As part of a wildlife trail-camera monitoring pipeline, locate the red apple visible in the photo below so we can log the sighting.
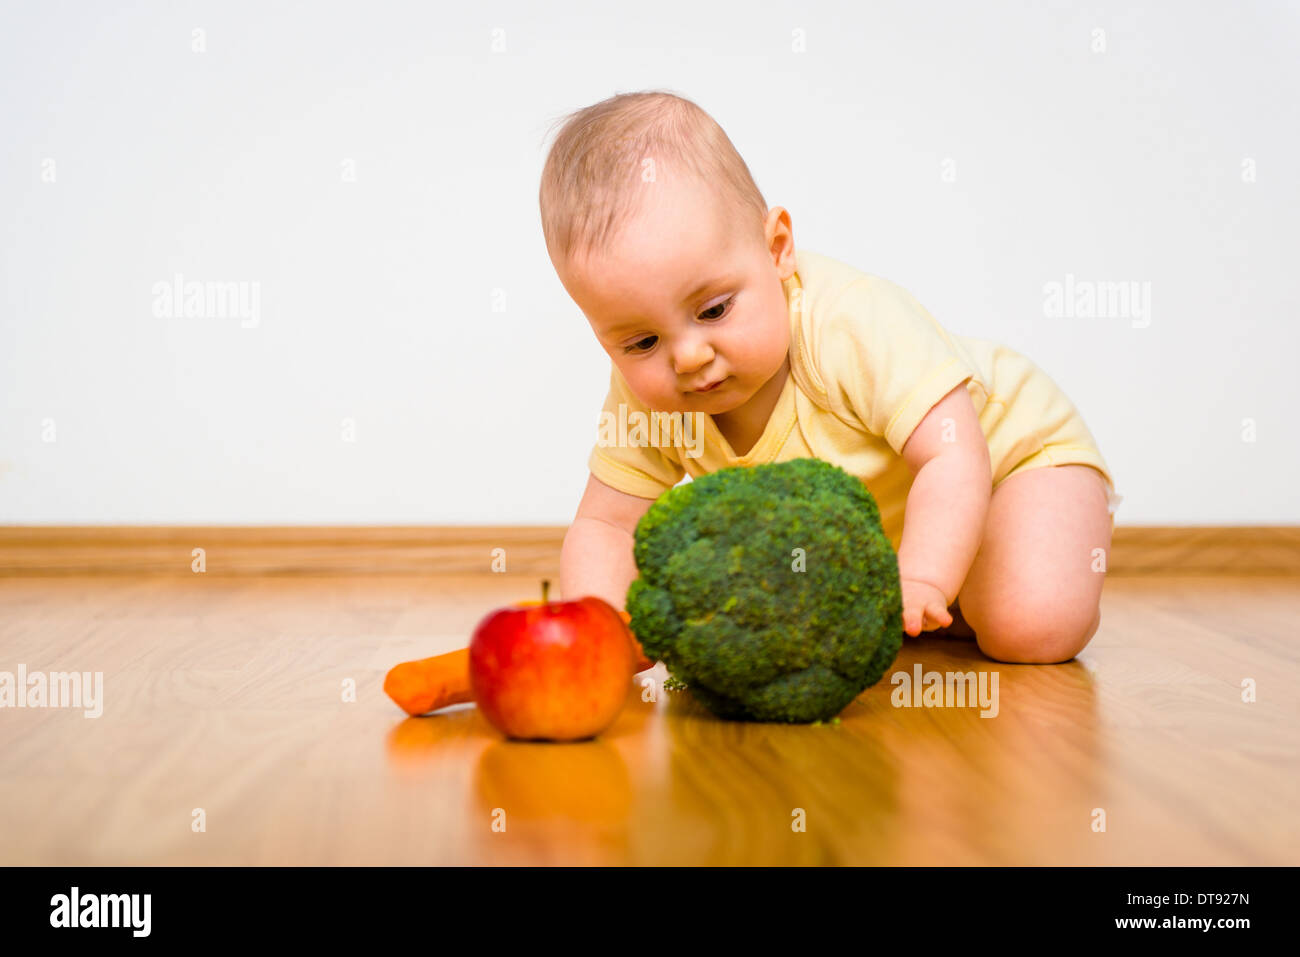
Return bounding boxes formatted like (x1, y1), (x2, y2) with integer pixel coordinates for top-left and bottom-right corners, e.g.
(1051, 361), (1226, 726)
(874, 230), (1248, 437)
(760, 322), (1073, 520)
(468, 580), (637, 741)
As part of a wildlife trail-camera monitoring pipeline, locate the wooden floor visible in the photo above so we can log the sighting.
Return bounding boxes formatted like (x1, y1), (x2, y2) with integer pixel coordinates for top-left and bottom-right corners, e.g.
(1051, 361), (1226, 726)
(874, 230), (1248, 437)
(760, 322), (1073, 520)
(0, 573), (1297, 865)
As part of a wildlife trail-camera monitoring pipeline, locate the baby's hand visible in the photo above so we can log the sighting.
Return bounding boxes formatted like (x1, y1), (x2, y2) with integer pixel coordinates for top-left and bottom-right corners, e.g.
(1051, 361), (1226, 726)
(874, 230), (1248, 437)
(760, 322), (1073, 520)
(900, 578), (953, 637)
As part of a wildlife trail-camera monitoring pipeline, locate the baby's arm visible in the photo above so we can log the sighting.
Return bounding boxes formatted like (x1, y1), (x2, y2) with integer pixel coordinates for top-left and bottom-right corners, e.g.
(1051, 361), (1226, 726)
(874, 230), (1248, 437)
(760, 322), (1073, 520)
(559, 473), (657, 609)
(897, 381), (991, 633)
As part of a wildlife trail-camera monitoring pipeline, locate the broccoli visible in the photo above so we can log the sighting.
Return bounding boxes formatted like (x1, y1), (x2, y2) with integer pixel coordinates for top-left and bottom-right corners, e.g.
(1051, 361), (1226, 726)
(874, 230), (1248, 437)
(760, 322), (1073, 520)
(626, 456), (903, 723)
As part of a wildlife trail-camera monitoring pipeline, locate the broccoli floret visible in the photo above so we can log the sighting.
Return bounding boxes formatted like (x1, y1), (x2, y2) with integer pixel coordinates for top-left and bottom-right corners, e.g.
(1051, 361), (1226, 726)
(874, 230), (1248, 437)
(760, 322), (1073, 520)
(626, 457), (902, 723)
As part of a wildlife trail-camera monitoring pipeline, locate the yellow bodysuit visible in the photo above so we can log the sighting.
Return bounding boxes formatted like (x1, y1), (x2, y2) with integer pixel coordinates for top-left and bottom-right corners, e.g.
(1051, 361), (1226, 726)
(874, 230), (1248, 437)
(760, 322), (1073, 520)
(587, 249), (1121, 550)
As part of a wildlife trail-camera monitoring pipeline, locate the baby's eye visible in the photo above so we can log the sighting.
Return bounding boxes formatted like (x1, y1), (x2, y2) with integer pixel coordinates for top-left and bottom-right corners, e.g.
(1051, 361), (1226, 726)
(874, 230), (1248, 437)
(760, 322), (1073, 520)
(699, 295), (736, 321)
(624, 335), (657, 354)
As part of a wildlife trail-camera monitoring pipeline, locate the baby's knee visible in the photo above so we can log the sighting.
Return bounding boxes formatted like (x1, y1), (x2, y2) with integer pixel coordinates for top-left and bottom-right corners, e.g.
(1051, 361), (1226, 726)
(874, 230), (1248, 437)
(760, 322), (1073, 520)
(972, 601), (1100, 664)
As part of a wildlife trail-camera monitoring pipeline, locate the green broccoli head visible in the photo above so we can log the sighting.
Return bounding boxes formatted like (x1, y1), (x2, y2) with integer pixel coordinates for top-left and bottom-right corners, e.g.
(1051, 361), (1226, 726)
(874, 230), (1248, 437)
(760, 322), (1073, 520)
(626, 456), (903, 723)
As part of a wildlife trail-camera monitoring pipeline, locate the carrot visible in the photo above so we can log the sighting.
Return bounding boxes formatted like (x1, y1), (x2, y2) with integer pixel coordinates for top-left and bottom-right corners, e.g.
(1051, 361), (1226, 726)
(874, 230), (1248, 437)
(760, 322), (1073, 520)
(383, 646), (475, 717)
(622, 610), (654, 671)
(384, 610), (655, 717)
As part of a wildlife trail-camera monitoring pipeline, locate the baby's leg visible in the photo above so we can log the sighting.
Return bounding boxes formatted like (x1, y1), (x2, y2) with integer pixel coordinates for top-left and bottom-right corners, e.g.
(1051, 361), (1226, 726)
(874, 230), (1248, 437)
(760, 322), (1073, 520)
(943, 597), (978, 638)
(929, 597), (977, 640)
(954, 464), (1111, 663)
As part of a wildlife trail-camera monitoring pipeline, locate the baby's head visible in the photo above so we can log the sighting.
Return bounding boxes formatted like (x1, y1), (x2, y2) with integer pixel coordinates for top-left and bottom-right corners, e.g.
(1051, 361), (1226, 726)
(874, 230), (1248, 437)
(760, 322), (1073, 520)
(539, 90), (795, 416)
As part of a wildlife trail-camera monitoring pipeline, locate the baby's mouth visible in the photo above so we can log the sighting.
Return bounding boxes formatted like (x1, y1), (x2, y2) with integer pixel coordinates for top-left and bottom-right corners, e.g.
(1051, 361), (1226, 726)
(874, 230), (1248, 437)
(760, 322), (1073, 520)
(693, 376), (729, 393)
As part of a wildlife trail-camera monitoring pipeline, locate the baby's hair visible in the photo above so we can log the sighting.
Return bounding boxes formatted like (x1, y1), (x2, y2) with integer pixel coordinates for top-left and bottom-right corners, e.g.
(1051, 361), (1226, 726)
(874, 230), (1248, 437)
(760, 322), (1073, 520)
(538, 89), (769, 267)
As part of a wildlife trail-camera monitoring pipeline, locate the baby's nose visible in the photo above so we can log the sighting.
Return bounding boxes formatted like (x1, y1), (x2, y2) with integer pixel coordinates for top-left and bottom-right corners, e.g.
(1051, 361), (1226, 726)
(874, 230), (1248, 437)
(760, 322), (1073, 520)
(671, 336), (714, 373)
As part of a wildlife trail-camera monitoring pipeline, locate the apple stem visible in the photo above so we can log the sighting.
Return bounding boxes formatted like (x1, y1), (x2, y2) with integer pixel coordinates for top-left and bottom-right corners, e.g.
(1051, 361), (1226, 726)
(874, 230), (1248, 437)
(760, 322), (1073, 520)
(541, 579), (550, 603)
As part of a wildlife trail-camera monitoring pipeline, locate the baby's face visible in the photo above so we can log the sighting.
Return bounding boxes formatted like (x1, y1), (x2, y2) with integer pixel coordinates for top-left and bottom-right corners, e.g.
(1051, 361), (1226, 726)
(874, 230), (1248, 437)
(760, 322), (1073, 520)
(555, 176), (793, 416)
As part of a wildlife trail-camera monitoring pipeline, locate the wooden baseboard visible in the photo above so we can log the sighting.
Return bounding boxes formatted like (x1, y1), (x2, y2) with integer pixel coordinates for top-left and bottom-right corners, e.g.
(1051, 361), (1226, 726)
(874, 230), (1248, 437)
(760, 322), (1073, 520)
(0, 526), (1297, 576)
(0, 526), (567, 577)
(1108, 526), (1300, 575)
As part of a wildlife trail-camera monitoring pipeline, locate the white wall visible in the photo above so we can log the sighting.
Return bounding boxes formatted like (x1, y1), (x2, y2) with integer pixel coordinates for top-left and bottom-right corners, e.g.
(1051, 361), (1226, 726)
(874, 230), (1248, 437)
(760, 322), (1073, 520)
(2, 0), (1297, 525)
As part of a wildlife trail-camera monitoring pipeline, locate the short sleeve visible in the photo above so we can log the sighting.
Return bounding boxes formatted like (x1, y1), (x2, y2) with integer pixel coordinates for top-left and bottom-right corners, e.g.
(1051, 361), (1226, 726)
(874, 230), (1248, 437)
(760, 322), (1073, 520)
(586, 365), (686, 499)
(810, 277), (987, 455)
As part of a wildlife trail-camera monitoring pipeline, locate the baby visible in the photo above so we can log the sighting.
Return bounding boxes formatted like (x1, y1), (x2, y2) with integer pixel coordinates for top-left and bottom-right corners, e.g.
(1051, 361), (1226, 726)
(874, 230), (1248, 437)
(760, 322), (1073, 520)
(538, 90), (1121, 664)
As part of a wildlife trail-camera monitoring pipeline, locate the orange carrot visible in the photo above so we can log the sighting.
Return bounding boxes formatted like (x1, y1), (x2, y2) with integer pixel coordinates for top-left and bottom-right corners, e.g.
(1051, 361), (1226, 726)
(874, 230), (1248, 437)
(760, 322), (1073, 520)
(384, 610), (654, 717)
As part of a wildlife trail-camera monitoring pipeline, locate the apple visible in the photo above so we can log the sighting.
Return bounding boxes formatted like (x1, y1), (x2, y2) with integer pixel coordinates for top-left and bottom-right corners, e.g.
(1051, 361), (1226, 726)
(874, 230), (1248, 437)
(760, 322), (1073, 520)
(468, 580), (637, 741)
